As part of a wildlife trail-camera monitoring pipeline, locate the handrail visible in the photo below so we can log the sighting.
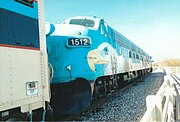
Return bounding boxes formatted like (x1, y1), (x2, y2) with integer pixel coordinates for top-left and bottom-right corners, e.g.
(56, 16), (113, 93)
(140, 68), (176, 122)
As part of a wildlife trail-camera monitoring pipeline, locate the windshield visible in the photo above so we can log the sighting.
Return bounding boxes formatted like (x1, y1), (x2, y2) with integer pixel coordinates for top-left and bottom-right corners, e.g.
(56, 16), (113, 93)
(69, 19), (95, 27)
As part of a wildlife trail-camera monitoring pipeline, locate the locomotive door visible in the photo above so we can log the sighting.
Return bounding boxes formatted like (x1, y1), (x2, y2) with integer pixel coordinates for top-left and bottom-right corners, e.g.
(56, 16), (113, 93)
(101, 21), (117, 75)
(109, 32), (117, 85)
(101, 20), (118, 88)
(105, 24), (118, 88)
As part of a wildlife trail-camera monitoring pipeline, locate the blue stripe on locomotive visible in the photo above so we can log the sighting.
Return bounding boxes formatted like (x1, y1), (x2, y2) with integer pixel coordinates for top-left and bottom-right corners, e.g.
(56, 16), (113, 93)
(0, 0), (40, 49)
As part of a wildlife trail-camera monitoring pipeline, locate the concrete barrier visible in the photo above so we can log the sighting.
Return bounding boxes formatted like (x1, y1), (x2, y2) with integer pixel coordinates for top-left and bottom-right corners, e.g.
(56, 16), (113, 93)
(141, 69), (175, 122)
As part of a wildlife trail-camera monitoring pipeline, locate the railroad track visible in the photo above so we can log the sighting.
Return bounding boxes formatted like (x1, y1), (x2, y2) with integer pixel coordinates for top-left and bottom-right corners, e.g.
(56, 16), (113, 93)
(57, 73), (151, 121)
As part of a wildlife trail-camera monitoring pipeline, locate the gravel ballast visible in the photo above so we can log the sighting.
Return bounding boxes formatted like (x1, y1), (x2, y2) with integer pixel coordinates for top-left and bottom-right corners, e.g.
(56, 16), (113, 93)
(80, 69), (165, 121)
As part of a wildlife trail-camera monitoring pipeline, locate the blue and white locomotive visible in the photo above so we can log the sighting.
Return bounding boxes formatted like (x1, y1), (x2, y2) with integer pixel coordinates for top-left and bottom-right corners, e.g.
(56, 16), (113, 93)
(46, 16), (152, 115)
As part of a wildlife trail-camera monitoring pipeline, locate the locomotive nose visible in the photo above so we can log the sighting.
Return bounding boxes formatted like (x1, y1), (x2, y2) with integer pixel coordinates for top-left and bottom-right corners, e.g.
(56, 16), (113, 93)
(50, 78), (92, 115)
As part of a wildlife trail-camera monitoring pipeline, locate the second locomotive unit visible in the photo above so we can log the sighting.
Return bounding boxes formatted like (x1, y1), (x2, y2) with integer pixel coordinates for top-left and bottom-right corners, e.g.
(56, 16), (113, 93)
(46, 16), (152, 115)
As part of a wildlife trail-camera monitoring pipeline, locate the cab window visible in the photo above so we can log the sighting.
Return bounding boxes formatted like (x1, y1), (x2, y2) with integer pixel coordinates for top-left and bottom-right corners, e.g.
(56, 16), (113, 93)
(69, 19), (95, 27)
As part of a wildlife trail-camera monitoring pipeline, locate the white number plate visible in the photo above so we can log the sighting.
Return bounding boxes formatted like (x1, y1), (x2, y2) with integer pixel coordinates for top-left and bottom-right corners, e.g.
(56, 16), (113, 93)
(68, 38), (90, 46)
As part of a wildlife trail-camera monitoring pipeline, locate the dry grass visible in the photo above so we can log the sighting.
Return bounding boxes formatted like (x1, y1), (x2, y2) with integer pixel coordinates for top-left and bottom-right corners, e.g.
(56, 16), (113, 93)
(160, 58), (180, 66)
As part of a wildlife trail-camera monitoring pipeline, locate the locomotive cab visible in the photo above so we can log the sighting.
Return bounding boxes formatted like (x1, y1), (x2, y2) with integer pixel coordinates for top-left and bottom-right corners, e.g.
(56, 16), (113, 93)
(46, 16), (103, 115)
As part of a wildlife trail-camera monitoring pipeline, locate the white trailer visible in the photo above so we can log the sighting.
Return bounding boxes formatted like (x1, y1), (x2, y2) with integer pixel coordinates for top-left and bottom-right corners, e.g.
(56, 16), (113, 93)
(0, 0), (50, 120)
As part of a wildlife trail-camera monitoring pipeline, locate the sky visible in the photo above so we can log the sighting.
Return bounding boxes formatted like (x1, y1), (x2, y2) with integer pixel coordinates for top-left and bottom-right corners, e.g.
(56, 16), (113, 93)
(44, 0), (180, 62)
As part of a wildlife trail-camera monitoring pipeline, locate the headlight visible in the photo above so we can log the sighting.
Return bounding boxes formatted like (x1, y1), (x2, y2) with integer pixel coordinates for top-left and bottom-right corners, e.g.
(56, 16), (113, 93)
(77, 32), (82, 35)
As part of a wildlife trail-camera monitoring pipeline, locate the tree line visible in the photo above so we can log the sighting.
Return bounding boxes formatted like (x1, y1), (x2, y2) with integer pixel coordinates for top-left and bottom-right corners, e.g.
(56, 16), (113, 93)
(155, 58), (180, 67)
